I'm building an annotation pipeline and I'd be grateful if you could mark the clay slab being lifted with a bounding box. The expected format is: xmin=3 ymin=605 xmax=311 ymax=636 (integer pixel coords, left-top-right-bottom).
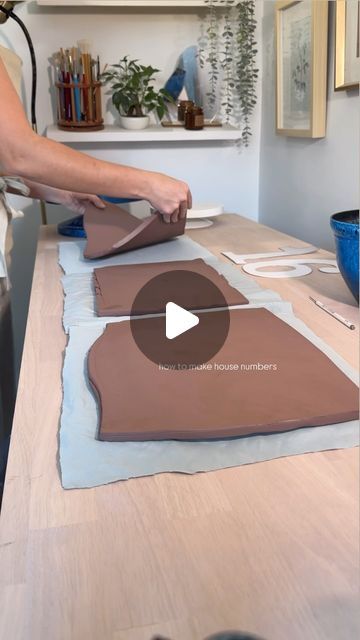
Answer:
xmin=94 ymin=258 xmax=249 ymax=316
xmin=83 ymin=202 xmax=186 ymax=259
xmin=87 ymin=308 xmax=359 ymax=442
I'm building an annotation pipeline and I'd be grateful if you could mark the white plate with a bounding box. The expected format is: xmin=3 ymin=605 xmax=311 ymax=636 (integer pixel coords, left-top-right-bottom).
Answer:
xmin=187 ymin=203 xmax=223 ymax=219
xmin=185 ymin=219 xmax=214 ymax=229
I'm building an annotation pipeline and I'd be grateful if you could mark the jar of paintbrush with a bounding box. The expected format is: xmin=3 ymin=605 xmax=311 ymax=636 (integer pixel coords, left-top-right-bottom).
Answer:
xmin=53 ymin=41 xmax=104 ymax=131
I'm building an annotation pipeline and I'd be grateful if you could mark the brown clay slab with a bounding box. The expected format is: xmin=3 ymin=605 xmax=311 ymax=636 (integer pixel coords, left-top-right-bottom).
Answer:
xmin=87 ymin=308 xmax=359 ymax=441
xmin=83 ymin=202 xmax=185 ymax=259
xmin=93 ymin=258 xmax=249 ymax=316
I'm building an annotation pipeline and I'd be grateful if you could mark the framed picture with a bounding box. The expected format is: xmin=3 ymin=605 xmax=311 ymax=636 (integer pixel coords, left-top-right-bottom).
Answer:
xmin=335 ymin=0 xmax=360 ymax=90
xmin=275 ymin=0 xmax=328 ymax=138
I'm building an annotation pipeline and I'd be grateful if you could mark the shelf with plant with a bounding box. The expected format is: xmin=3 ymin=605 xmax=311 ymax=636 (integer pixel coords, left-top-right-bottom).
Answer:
xmin=101 ymin=56 xmax=173 ymax=130
xmin=37 ymin=1 xmax=215 ymax=6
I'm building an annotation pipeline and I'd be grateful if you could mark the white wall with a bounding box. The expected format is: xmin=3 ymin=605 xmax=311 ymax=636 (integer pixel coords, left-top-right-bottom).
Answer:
xmin=2 ymin=1 xmax=262 ymax=216
xmin=259 ymin=0 xmax=359 ymax=251
xmin=2 ymin=0 xmax=358 ymax=382
xmin=1 ymin=0 xmax=263 ymax=378
xmin=2 ymin=0 xmax=358 ymax=381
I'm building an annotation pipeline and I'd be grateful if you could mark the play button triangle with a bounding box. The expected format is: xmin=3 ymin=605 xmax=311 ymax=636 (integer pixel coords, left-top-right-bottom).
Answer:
xmin=165 ymin=302 xmax=199 ymax=340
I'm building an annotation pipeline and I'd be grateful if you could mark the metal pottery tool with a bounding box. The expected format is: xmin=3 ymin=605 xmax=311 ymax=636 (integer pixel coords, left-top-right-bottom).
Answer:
xmin=309 ymin=296 xmax=356 ymax=330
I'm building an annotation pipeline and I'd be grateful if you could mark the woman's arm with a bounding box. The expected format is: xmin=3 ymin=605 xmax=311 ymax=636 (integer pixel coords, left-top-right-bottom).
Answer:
xmin=23 ymin=180 xmax=107 ymax=214
xmin=2 ymin=177 xmax=108 ymax=213
xmin=0 ymin=59 xmax=191 ymax=221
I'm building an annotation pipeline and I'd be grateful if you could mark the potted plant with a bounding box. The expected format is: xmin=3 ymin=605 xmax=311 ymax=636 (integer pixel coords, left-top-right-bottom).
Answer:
xmin=101 ymin=56 xmax=172 ymax=130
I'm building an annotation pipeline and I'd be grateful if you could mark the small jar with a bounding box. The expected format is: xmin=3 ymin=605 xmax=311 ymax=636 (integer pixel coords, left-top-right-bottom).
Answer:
xmin=185 ymin=105 xmax=204 ymax=130
xmin=177 ymin=100 xmax=194 ymax=122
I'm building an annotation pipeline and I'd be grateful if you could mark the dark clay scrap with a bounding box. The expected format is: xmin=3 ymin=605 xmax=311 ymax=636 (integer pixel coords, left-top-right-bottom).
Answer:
xmin=83 ymin=202 xmax=186 ymax=259
xmin=87 ymin=308 xmax=359 ymax=442
xmin=93 ymin=258 xmax=249 ymax=316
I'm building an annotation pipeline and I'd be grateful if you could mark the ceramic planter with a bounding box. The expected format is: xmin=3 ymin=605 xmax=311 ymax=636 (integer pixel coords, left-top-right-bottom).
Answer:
xmin=330 ymin=210 xmax=359 ymax=303
xmin=119 ymin=115 xmax=150 ymax=130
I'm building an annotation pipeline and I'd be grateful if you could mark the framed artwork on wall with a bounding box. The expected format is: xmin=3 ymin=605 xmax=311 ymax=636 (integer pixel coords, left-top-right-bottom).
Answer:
xmin=335 ymin=0 xmax=360 ymax=90
xmin=275 ymin=0 xmax=328 ymax=138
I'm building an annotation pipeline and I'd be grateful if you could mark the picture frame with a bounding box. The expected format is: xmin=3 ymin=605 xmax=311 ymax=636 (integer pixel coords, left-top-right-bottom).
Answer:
xmin=335 ymin=0 xmax=360 ymax=90
xmin=275 ymin=0 xmax=328 ymax=138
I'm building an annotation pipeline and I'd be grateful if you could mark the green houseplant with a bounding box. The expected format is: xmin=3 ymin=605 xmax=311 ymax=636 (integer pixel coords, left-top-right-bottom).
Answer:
xmin=101 ymin=56 xmax=172 ymax=130
xmin=200 ymin=0 xmax=258 ymax=146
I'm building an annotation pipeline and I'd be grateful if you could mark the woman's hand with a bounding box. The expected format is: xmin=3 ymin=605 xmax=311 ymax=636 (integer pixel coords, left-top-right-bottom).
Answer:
xmin=54 ymin=190 xmax=106 ymax=215
xmin=143 ymin=172 xmax=192 ymax=223
xmin=22 ymin=181 xmax=106 ymax=215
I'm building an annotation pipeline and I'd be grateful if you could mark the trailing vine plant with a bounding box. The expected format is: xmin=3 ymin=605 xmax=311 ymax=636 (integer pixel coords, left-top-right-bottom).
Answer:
xmin=235 ymin=0 xmax=258 ymax=145
xmin=220 ymin=1 xmax=235 ymax=121
xmin=204 ymin=0 xmax=221 ymax=109
xmin=199 ymin=0 xmax=258 ymax=146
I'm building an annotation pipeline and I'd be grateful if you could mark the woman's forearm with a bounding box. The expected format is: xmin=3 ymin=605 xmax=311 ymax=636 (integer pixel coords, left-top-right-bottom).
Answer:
xmin=12 ymin=178 xmax=55 ymax=201
xmin=0 ymin=57 xmax=191 ymax=220
xmin=6 ymin=131 xmax=153 ymax=201
xmin=0 ymin=177 xmax=48 ymax=199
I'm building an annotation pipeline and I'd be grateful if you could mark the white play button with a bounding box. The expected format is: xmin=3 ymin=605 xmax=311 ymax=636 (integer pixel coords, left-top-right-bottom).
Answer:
xmin=165 ymin=302 xmax=199 ymax=340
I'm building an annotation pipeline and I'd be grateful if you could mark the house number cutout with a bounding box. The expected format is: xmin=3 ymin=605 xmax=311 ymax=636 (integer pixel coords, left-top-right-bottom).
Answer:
xmin=242 ymin=259 xmax=339 ymax=279
xmin=222 ymin=245 xmax=317 ymax=265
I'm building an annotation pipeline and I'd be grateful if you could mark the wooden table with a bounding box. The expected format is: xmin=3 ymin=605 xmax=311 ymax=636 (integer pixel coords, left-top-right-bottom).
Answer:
xmin=0 ymin=215 xmax=358 ymax=640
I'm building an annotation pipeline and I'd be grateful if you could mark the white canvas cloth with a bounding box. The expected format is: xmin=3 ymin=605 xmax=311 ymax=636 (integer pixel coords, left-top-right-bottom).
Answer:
xmin=60 ymin=310 xmax=359 ymax=489
xmin=0 ymin=177 xmax=28 ymax=285
xmin=59 ymin=236 xmax=285 ymax=332
xmin=58 ymin=236 xmax=359 ymax=489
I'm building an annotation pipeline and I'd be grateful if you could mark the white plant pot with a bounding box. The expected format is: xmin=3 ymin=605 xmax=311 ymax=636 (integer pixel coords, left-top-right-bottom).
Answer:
xmin=119 ymin=115 xmax=150 ymax=130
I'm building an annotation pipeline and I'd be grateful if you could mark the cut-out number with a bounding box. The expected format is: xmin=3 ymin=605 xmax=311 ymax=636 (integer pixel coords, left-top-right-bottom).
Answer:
xmin=242 ymin=259 xmax=339 ymax=279
xmin=223 ymin=245 xmax=317 ymax=265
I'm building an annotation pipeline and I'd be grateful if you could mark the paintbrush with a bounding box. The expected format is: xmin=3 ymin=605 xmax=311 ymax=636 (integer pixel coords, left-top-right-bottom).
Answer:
xmin=78 ymin=40 xmax=94 ymax=120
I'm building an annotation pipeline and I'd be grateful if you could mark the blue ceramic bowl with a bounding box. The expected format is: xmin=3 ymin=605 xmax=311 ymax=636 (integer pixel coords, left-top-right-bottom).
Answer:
xmin=330 ymin=210 xmax=359 ymax=303
xmin=57 ymin=196 xmax=141 ymax=237
xmin=99 ymin=196 xmax=140 ymax=204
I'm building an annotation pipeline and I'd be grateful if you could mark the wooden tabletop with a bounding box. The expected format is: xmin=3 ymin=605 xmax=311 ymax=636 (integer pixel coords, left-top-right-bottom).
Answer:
xmin=0 ymin=215 xmax=358 ymax=640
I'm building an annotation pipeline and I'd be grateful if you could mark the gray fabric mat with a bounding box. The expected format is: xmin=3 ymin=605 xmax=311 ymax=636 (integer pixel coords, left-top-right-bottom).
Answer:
xmin=59 ymin=309 xmax=359 ymax=489
xmin=59 ymin=235 xmax=284 ymax=332
xmin=61 ymin=256 xmax=284 ymax=332
xmin=59 ymin=235 xmax=221 ymax=275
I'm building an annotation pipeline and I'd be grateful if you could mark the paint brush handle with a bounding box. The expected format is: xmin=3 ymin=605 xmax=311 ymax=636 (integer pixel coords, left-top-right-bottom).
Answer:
xmin=82 ymin=53 xmax=94 ymax=120
xmin=73 ymin=74 xmax=82 ymax=121
xmin=64 ymin=71 xmax=71 ymax=120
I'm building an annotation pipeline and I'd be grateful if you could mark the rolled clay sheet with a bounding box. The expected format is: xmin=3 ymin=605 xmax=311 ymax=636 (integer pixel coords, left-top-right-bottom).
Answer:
xmin=93 ymin=258 xmax=249 ymax=316
xmin=83 ymin=202 xmax=186 ymax=259
xmin=88 ymin=308 xmax=359 ymax=442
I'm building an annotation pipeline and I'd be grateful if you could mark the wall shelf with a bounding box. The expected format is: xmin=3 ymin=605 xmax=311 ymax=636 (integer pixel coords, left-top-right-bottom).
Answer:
xmin=46 ymin=123 xmax=241 ymax=143
xmin=37 ymin=1 xmax=209 ymax=7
